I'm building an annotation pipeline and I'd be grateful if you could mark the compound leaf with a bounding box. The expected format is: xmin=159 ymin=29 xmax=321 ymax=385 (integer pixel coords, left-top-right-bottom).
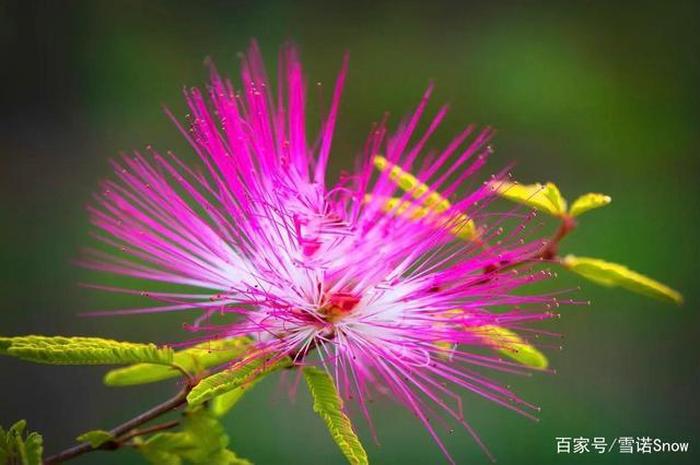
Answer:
xmin=76 ymin=430 xmax=114 ymax=448
xmin=367 ymin=195 xmax=478 ymax=241
xmin=137 ymin=432 xmax=188 ymax=465
xmin=562 ymin=255 xmax=683 ymax=304
xmin=187 ymin=356 xmax=290 ymax=406
xmin=0 ymin=420 xmax=43 ymax=465
xmin=210 ymin=379 xmax=260 ymax=418
xmin=0 ymin=336 xmax=173 ymax=366
xmin=492 ymin=181 xmax=567 ymax=216
xmin=476 ymin=325 xmax=548 ymax=369
xmin=104 ymin=337 xmax=252 ymax=387
xmin=303 ymin=367 xmax=368 ymax=465
xmin=373 ymin=155 xmax=451 ymax=212
xmin=569 ymin=193 xmax=611 ymax=217
xmin=136 ymin=409 xmax=251 ymax=465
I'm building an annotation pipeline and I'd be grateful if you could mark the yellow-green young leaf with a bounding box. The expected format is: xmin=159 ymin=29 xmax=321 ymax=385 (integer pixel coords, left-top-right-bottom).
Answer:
xmin=76 ymin=430 xmax=113 ymax=448
xmin=492 ymin=181 xmax=567 ymax=216
xmin=104 ymin=363 xmax=177 ymax=387
xmin=137 ymin=446 xmax=182 ymax=465
xmin=0 ymin=428 xmax=6 ymax=463
xmin=0 ymin=338 xmax=12 ymax=355
xmin=136 ymin=433 xmax=188 ymax=465
xmin=0 ymin=421 xmax=26 ymax=465
xmin=562 ymin=255 xmax=683 ymax=304
xmin=104 ymin=337 xmax=252 ymax=387
xmin=371 ymin=156 xmax=480 ymax=240
xmin=476 ymin=325 xmax=548 ymax=369
xmin=569 ymin=193 xmax=612 ymax=217
xmin=15 ymin=433 xmax=43 ymax=465
xmin=210 ymin=383 xmax=256 ymax=418
xmin=366 ymin=195 xmax=478 ymax=241
xmin=0 ymin=420 xmax=43 ymax=465
xmin=136 ymin=409 xmax=251 ymax=465
xmin=303 ymin=367 xmax=368 ymax=465
xmin=187 ymin=356 xmax=290 ymax=406
xmin=180 ymin=409 xmax=251 ymax=464
xmin=0 ymin=336 xmax=173 ymax=366
xmin=433 ymin=309 xmax=465 ymax=360
xmin=373 ymin=155 xmax=451 ymax=212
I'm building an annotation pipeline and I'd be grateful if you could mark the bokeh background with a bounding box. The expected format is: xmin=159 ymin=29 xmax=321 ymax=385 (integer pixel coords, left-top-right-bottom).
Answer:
xmin=1 ymin=1 xmax=699 ymax=464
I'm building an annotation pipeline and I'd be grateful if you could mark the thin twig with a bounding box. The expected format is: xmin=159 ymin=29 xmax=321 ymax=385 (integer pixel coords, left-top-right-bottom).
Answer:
xmin=44 ymin=386 xmax=190 ymax=464
xmin=117 ymin=419 xmax=180 ymax=444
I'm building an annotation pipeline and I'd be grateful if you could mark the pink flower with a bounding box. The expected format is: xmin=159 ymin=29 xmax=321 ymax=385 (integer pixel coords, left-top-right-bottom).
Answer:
xmin=82 ymin=42 xmax=562 ymax=463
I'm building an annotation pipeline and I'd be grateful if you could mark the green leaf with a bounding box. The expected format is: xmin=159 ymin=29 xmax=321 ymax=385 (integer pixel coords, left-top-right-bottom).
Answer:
xmin=370 ymin=156 xmax=479 ymax=240
xmin=76 ymin=430 xmax=114 ymax=448
xmin=366 ymin=195 xmax=478 ymax=241
xmin=0 ymin=338 xmax=12 ymax=355
xmin=0 ymin=428 xmax=6 ymax=464
xmin=187 ymin=356 xmax=290 ymax=406
xmin=0 ymin=422 xmax=21 ymax=465
xmin=476 ymin=325 xmax=548 ymax=369
xmin=7 ymin=421 xmax=25 ymax=437
xmin=104 ymin=337 xmax=252 ymax=387
xmin=178 ymin=409 xmax=232 ymax=463
xmin=492 ymin=181 xmax=567 ymax=216
xmin=16 ymin=433 xmax=43 ymax=465
xmin=569 ymin=193 xmax=612 ymax=217
xmin=303 ymin=367 xmax=368 ymax=465
xmin=562 ymin=255 xmax=683 ymax=304
xmin=137 ymin=433 xmax=185 ymax=465
xmin=208 ymin=353 xmax=272 ymax=416
xmin=373 ymin=155 xmax=451 ymax=212
xmin=136 ymin=409 xmax=251 ymax=465
xmin=0 ymin=420 xmax=43 ymax=465
xmin=0 ymin=336 xmax=173 ymax=365
xmin=209 ymin=383 xmax=254 ymax=417
xmin=435 ymin=310 xmax=548 ymax=368
xmin=104 ymin=363 xmax=178 ymax=387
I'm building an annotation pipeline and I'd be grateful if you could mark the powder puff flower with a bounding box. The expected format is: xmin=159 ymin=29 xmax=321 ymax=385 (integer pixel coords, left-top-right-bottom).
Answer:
xmin=82 ymin=42 xmax=562 ymax=462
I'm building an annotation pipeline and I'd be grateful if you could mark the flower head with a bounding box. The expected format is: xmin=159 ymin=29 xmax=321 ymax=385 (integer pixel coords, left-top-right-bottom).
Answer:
xmin=83 ymin=42 xmax=563 ymax=462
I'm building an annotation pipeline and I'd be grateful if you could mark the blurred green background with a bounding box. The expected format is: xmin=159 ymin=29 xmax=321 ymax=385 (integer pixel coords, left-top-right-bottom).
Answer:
xmin=1 ymin=0 xmax=698 ymax=464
